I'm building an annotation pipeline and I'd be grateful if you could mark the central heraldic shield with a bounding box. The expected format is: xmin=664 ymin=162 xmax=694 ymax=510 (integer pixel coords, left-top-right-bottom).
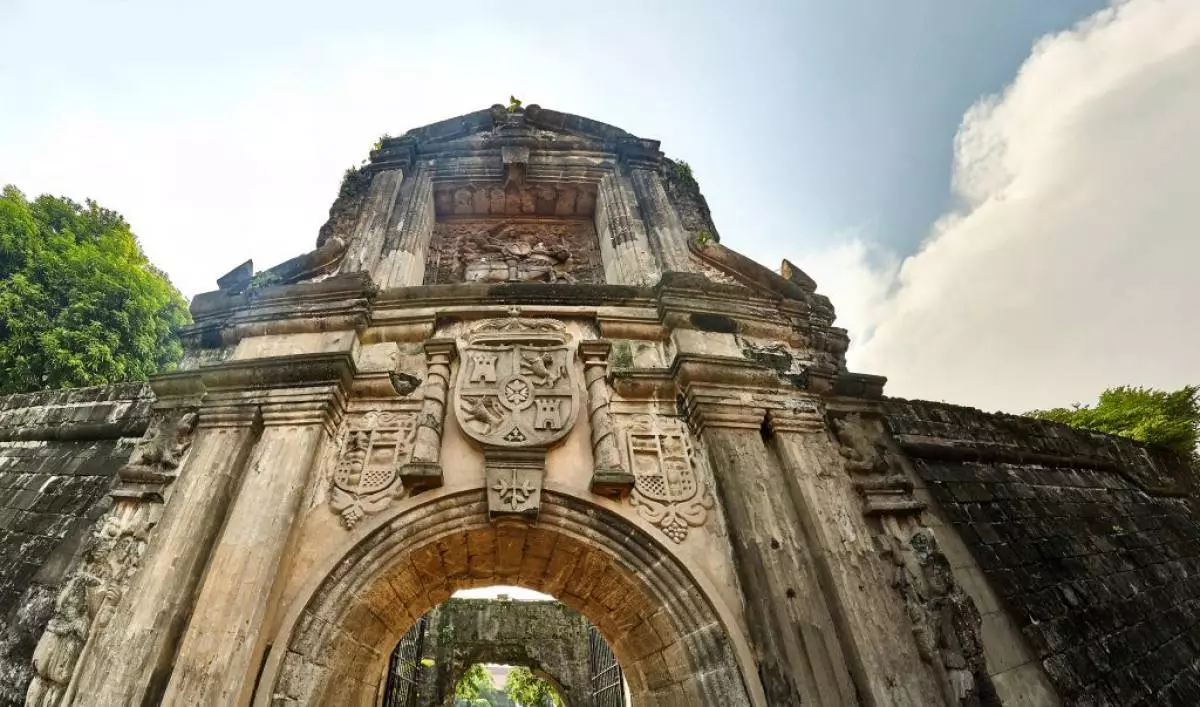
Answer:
xmin=455 ymin=317 xmax=580 ymax=449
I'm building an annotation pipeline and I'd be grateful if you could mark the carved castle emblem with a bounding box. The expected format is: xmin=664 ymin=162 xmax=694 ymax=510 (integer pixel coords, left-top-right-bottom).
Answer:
xmin=329 ymin=410 xmax=417 ymax=528
xmin=454 ymin=318 xmax=580 ymax=450
xmin=625 ymin=416 xmax=714 ymax=543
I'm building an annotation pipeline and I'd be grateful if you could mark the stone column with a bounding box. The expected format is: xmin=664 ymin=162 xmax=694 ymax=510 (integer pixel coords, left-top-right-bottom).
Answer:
xmin=373 ymin=169 xmax=435 ymax=288
xmin=69 ymin=400 xmax=261 ymax=706
xmin=595 ymin=172 xmax=661 ymax=286
xmin=580 ymin=341 xmax=632 ymax=496
xmin=766 ymin=406 xmax=945 ymax=707
xmin=689 ymin=400 xmax=857 ymax=707
xmin=160 ymin=384 xmax=344 ymax=706
xmin=338 ymin=167 xmax=405 ymax=275
xmin=399 ymin=338 xmax=456 ymax=490
xmin=628 ymin=167 xmax=694 ymax=273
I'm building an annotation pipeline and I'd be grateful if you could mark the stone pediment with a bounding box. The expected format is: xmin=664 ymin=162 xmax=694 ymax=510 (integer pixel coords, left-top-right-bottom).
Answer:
xmin=370 ymin=104 xmax=661 ymax=166
xmin=688 ymin=239 xmax=819 ymax=302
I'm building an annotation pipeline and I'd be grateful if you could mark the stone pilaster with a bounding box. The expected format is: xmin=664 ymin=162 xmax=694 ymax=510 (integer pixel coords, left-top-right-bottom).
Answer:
xmin=628 ymin=167 xmax=694 ymax=273
xmin=160 ymin=383 xmax=346 ymax=707
xmin=687 ymin=397 xmax=857 ymax=707
xmin=399 ymin=338 xmax=456 ymax=490
xmin=580 ymin=340 xmax=632 ymax=496
xmin=373 ymin=168 xmax=435 ymax=288
xmin=338 ymin=167 xmax=405 ymax=275
xmin=69 ymin=398 xmax=262 ymax=707
xmin=766 ymin=405 xmax=945 ymax=707
xmin=595 ymin=172 xmax=661 ymax=286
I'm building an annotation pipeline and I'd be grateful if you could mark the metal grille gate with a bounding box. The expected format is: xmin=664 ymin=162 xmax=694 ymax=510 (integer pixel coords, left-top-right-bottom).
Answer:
xmin=383 ymin=616 xmax=427 ymax=707
xmin=588 ymin=625 xmax=625 ymax=707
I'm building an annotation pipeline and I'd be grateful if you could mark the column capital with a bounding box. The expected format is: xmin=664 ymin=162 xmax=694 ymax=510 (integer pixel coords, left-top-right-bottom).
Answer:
xmin=765 ymin=405 xmax=828 ymax=436
xmin=423 ymin=337 xmax=458 ymax=361
xmin=579 ymin=339 xmax=613 ymax=362
xmin=684 ymin=394 xmax=766 ymax=434
xmin=195 ymin=351 xmax=355 ymax=434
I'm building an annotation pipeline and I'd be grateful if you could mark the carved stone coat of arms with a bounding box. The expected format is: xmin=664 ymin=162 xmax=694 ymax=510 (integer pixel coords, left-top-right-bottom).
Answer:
xmin=454 ymin=318 xmax=579 ymax=449
xmin=454 ymin=317 xmax=581 ymax=520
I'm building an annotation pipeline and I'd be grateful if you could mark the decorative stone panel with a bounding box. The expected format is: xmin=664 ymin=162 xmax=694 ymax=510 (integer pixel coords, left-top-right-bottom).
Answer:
xmin=423 ymin=218 xmax=604 ymax=285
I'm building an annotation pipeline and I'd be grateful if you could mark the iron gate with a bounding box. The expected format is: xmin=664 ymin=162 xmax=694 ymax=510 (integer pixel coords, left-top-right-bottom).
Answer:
xmin=383 ymin=616 xmax=427 ymax=707
xmin=588 ymin=625 xmax=625 ymax=707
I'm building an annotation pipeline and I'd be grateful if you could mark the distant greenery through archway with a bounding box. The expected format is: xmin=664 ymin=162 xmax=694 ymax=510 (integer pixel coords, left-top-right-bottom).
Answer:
xmin=454 ymin=663 xmax=562 ymax=707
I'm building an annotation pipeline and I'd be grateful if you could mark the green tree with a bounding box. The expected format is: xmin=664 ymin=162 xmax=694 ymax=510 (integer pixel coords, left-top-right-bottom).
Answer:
xmin=0 ymin=186 xmax=189 ymax=393
xmin=504 ymin=667 xmax=561 ymax=707
xmin=453 ymin=664 xmax=518 ymax=706
xmin=1027 ymin=385 xmax=1199 ymax=460
xmin=455 ymin=663 xmax=494 ymax=702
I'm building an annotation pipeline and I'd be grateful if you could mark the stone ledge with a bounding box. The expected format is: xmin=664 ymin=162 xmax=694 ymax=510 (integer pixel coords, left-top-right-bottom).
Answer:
xmin=0 ymin=383 xmax=153 ymax=442
xmin=884 ymin=397 xmax=1194 ymax=496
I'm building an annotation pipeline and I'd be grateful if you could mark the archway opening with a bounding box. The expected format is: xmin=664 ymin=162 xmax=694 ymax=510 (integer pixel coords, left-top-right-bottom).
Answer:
xmin=260 ymin=491 xmax=754 ymax=706
xmin=380 ymin=587 xmax=620 ymax=707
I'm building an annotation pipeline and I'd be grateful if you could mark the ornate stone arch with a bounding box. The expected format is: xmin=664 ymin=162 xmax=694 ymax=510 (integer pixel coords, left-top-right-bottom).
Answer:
xmin=255 ymin=488 xmax=763 ymax=706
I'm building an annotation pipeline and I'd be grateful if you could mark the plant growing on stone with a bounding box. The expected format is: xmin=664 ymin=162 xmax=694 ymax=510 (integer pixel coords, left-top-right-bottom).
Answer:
xmin=669 ymin=158 xmax=697 ymax=188
xmin=507 ymin=95 xmax=523 ymax=112
xmin=0 ymin=185 xmax=190 ymax=394
xmin=1027 ymin=385 xmax=1200 ymax=460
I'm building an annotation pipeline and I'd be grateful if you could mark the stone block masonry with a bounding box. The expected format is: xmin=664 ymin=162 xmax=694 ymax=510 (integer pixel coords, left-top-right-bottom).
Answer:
xmin=0 ymin=384 xmax=151 ymax=705
xmin=886 ymin=398 xmax=1200 ymax=706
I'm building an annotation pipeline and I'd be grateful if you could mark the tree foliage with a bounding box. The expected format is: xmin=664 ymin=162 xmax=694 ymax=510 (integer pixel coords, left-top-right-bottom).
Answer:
xmin=504 ymin=667 xmax=561 ymax=707
xmin=0 ymin=186 xmax=190 ymax=394
xmin=1027 ymin=385 xmax=1199 ymax=460
xmin=453 ymin=664 xmax=516 ymax=707
xmin=455 ymin=663 xmax=494 ymax=701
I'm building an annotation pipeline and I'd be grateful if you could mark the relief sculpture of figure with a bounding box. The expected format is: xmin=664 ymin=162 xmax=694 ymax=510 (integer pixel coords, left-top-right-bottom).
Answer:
xmin=460 ymin=224 xmax=576 ymax=284
xmin=26 ymin=505 xmax=152 ymax=707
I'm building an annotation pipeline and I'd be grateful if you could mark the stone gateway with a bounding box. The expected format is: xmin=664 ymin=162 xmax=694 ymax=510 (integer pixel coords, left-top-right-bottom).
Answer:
xmin=1 ymin=104 xmax=1198 ymax=706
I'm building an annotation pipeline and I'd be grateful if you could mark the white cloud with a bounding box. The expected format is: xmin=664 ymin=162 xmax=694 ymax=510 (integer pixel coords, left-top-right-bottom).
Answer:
xmin=816 ymin=0 xmax=1200 ymax=412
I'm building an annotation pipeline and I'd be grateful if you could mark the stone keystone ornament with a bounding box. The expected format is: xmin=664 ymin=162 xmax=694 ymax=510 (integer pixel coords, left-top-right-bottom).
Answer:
xmin=454 ymin=316 xmax=580 ymax=520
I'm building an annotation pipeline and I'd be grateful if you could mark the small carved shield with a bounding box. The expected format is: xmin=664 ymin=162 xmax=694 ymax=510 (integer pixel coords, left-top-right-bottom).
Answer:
xmin=454 ymin=318 xmax=579 ymax=449
xmin=332 ymin=411 xmax=416 ymax=496
xmin=624 ymin=416 xmax=714 ymax=543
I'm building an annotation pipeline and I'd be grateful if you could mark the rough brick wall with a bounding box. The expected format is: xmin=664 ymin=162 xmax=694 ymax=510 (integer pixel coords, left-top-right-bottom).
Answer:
xmin=0 ymin=384 xmax=151 ymax=705
xmin=885 ymin=399 xmax=1200 ymax=706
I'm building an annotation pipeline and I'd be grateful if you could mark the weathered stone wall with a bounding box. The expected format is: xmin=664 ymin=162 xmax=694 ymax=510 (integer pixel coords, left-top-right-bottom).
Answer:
xmin=885 ymin=398 xmax=1200 ymax=706
xmin=403 ymin=598 xmax=594 ymax=707
xmin=0 ymin=384 xmax=151 ymax=705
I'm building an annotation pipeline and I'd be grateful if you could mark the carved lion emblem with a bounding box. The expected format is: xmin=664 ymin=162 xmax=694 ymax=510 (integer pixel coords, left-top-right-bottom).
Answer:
xmin=454 ymin=317 xmax=579 ymax=449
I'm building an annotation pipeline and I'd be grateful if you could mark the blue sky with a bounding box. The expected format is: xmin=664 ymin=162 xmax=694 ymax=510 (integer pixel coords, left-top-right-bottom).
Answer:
xmin=2 ymin=0 xmax=1196 ymax=411
xmin=1 ymin=0 xmax=1102 ymax=278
